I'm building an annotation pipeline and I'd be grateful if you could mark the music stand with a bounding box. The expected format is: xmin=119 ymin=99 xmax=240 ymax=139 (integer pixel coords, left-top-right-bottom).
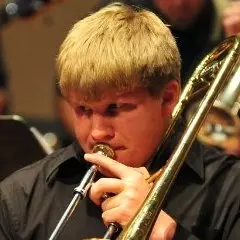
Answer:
xmin=0 ymin=115 xmax=52 ymax=181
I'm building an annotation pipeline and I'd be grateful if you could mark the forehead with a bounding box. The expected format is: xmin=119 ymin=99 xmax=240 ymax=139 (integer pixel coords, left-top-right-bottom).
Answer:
xmin=66 ymin=88 xmax=153 ymax=105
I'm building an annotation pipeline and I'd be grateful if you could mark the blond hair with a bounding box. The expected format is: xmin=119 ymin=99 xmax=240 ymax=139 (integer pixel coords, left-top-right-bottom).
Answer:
xmin=57 ymin=3 xmax=181 ymax=99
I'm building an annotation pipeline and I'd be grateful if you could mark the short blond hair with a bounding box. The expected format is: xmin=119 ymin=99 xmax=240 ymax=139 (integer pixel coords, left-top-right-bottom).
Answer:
xmin=57 ymin=3 xmax=181 ymax=99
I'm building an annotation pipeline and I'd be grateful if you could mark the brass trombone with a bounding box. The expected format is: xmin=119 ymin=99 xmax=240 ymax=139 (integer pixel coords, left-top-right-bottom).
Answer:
xmin=49 ymin=36 xmax=240 ymax=240
xmin=192 ymin=64 xmax=240 ymax=155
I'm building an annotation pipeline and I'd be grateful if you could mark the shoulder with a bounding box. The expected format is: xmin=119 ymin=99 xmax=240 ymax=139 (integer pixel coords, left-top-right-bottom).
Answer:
xmin=203 ymin=143 xmax=240 ymax=168
xmin=202 ymin=143 xmax=240 ymax=187
xmin=0 ymin=145 xmax=71 ymax=198
xmin=0 ymin=143 xmax=83 ymax=236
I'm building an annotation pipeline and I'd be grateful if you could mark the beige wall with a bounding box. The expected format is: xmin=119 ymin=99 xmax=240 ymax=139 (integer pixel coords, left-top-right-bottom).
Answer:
xmin=1 ymin=0 xmax=99 ymax=120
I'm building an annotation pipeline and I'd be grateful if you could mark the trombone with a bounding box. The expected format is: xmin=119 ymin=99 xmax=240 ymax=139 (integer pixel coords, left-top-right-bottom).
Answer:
xmin=189 ymin=62 xmax=240 ymax=155
xmin=49 ymin=36 xmax=240 ymax=240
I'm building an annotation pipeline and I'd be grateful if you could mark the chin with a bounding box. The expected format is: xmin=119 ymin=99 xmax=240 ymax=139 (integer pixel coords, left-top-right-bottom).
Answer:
xmin=114 ymin=151 xmax=135 ymax=167
xmin=117 ymin=154 xmax=146 ymax=168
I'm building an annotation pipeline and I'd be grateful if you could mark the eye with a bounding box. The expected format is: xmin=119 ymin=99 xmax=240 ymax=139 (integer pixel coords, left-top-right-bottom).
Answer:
xmin=107 ymin=103 xmax=122 ymax=115
xmin=75 ymin=106 xmax=92 ymax=116
xmin=106 ymin=103 xmax=136 ymax=116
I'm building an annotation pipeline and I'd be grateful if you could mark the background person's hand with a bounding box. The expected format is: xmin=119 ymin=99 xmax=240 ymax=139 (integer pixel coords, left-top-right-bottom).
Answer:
xmin=222 ymin=2 xmax=240 ymax=36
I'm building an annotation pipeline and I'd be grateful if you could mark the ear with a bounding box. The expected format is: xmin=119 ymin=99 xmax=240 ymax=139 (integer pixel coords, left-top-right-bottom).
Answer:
xmin=161 ymin=80 xmax=180 ymax=117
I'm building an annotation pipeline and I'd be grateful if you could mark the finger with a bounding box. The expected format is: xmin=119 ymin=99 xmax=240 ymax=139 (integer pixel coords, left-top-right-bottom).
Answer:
xmin=134 ymin=167 xmax=150 ymax=179
xmin=84 ymin=153 xmax=136 ymax=179
xmin=102 ymin=206 xmax=130 ymax=227
xmin=101 ymin=193 xmax=122 ymax=212
xmin=89 ymin=178 xmax=124 ymax=205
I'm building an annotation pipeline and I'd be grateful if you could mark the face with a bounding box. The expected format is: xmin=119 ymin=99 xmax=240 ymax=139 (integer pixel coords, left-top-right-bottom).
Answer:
xmin=153 ymin=0 xmax=205 ymax=30
xmin=67 ymin=81 xmax=179 ymax=167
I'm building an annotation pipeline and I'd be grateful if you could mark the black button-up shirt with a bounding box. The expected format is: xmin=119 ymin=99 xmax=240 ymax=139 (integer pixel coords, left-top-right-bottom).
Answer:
xmin=0 ymin=140 xmax=239 ymax=240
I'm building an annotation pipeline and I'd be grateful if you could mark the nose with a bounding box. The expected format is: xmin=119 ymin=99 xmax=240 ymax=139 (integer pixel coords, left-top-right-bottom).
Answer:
xmin=90 ymin=113 xmax=114 ymax=141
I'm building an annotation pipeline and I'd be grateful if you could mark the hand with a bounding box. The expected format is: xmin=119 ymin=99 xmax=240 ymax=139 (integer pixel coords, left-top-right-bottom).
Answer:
xmin=150 ymin=210 xmax=177 ymax=240
xmin=84 ymin=153 xmax=177 ymax=239
xmin=222 ymin=2 xmax=240 ymax=37
xmin=84 ymin=152 xmax=151 ymax=226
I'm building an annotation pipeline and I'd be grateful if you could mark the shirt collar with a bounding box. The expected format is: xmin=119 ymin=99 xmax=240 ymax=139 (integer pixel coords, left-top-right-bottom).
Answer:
xmin=149 ymin=124 xmax=205 ymax=181
xmin=185 ymin=140 xmax=205 ymax=180
xmin=45 ymin=141 xmax=85 ymax=184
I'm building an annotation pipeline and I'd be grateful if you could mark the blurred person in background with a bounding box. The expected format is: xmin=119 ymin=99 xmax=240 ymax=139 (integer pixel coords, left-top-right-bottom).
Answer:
xmin=0 ymin=0 xmax=68 ymax=148
xmin=98 ymin=0 xmax=240 ymax=85
xmin=0 ymin=0 xmax=54 ymax=114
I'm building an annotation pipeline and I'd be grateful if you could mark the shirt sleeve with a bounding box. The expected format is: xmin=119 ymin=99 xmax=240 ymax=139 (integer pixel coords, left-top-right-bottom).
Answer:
xmin=0 ymin=183 xmax=17 ymax=240
xmin=227 ymin=212 xmax=240 ymax=240
xmin=174 ymin=202 xmax=240 ymax=240
xmin=173 ymin=223 xmax=200 ymax=240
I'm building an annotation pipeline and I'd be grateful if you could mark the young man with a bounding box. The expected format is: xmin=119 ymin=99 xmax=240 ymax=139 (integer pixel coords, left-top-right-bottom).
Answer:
xmin=0 ymin=3 xmax=239 ymax=240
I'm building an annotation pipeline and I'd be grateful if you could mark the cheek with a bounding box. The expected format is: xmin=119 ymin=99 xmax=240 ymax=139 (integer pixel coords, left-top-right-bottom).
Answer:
xmin=122 ymin=111 xmax=166 ymax=148
xmin=118 ymin=115 xmax=166 ymax=167
xmin=142 ymin=114 xmax=165 ymax=143
xmin=73 ymin=118 xmax=90 ymax=146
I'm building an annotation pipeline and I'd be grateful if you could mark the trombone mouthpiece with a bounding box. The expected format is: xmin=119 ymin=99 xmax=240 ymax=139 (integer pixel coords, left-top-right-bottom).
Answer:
xmin=92 ymin=144 xmax=115 ymax=158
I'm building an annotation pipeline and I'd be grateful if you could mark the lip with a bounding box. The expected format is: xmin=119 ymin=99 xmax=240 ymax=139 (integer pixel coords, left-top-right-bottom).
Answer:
xmin=112 ymin=146 xmax=126 ymax=151
xmin=108 ymin=146 xmax=127 ymax=155
xmin=89 ymin=143 xmax=126 ymax=152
